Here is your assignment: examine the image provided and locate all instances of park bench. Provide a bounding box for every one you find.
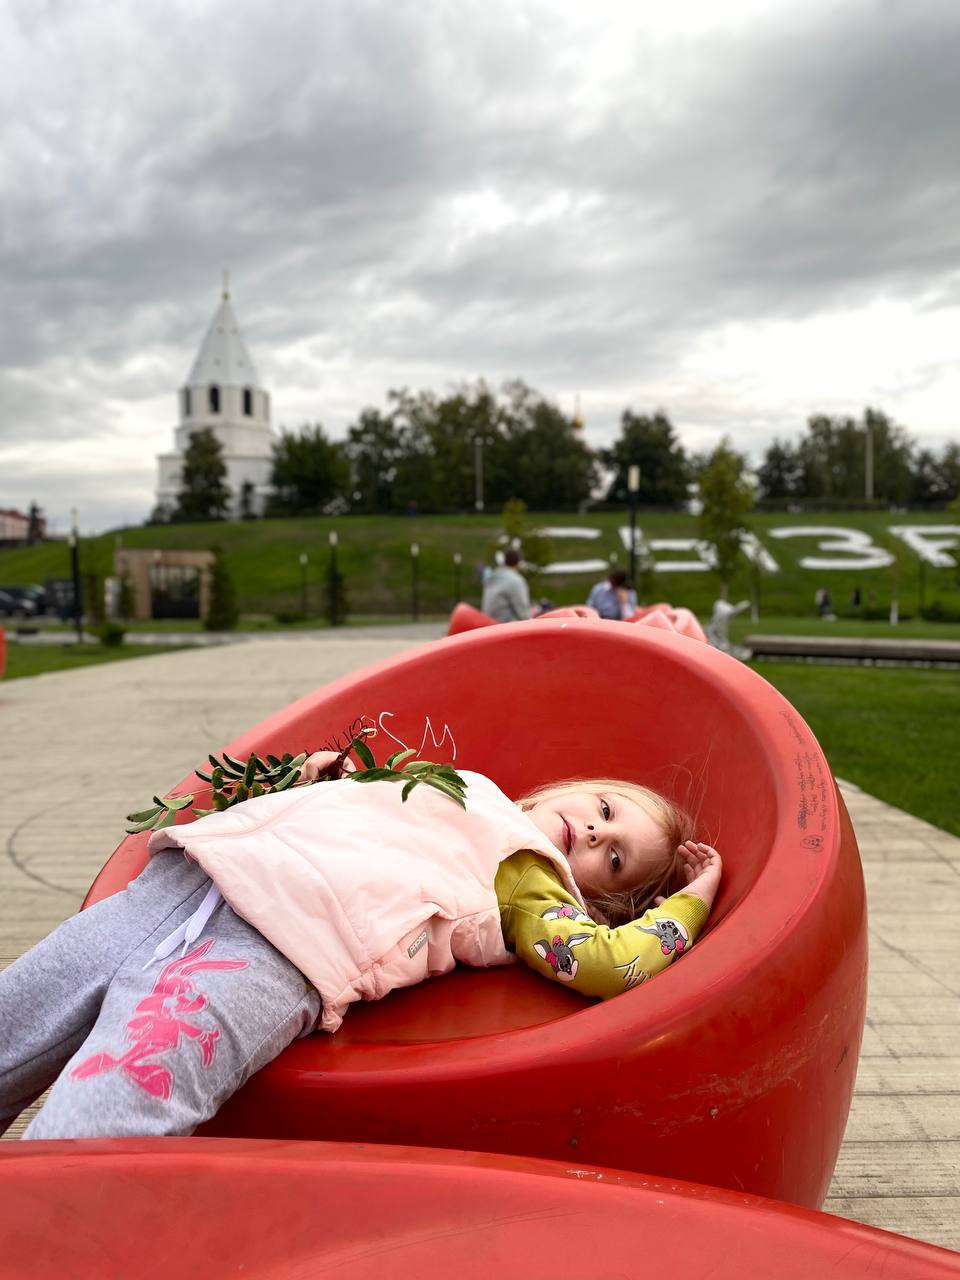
[745,634,960,666]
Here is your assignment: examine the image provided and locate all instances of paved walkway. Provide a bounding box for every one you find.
[1,637,958,1252]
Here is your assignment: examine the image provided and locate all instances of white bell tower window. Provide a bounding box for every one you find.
[182,388,192,417]
[243,388,253,416]
[209,385,220,413]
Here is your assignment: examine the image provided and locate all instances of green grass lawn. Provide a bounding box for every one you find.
[1,509,957,621]
[731,614,960,641]
[753,662,959,836]
[2,643,187,681]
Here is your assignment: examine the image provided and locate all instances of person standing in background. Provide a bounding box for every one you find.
[481,548,531,622]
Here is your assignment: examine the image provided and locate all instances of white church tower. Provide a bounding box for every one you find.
[156,277,274,517]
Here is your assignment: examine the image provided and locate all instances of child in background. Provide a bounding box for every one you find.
[0,749,721,1139]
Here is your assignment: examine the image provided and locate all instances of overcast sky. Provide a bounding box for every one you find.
[3,0,960,532]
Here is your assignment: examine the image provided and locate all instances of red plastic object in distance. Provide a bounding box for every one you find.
[85,619,867,1209]
[3,1141,957,1280]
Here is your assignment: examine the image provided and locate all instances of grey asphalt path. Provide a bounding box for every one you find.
[1,638,959,1252]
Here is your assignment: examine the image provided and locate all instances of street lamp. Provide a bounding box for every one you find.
[627,465,640,585]
[473,435,494,513]
[298,552,308,617]
[328,532,339,627]
[410,542,420,620]
[68,508,83,645]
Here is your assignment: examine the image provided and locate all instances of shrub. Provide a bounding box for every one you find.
[95,622,126,648]
[203,548,239,631]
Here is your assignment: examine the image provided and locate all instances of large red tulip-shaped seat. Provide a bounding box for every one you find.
[86,619,867,1209]
[5,1141,956,1280]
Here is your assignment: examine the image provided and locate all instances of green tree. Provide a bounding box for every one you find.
[174,428,231,522]
[756,439,803,501]
[267,424,349,516]
[697,438,754,596]
[239,480,257,519]
[344,407,408,513]
[498,381,597,511]
[604,410,689,506]
[389,382,507,513]
[203,547,238,631]
[499,498,554,577]
[791,408,914,503]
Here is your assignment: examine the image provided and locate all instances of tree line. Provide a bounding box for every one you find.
[158,382,960,524]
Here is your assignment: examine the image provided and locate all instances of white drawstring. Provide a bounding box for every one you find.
[142,881,224,969]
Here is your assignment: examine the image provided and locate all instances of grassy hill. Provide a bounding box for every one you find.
[1,509,957,624]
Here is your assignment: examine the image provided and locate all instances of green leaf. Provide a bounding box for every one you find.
[126,805,162,824]
[352,736,376,770]
[154,810,177,830]
[125,815,163,834]
[434,766,466,788]
[273,767,301,792]
[243,755,256,787]
[401,778,418,803]
[251,782,264,798]
[252,754,269,774]
[192,807,216,817]
[194,771,212,784]
[398,760,433,773]
[212,766,224,789]
[163,794,194,812]
[221,753,246,778]
[208,754,223,771]
[266,754,282,769]
[351,768,399,783]
[288,752,306,768]
[426,778,466,808]
[386,748,416,769]
[280,753,293,766]
[234,783,249,803]
[213,793,229,811]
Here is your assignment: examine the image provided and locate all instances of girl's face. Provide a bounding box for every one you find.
[524,789,670,898]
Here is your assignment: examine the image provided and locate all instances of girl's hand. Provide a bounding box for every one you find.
[299,751,356,783]
[675,841,722,911]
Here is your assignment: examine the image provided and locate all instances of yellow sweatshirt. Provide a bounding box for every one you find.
[496,851,709,999]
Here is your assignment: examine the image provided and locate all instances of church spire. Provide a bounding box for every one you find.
[186,282,258,387]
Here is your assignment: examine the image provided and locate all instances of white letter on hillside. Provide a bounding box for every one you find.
[889,525,960,568]
[766,526,894,571]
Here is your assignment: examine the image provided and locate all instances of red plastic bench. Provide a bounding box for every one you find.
[85,619,867,1208]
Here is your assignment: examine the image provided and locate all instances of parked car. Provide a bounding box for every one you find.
[0,584,46,615]
[0,588,37,618]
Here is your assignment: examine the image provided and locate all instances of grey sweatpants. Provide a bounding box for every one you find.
[0,853,321,1139]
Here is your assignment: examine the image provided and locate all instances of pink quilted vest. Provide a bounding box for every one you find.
[148,772,581,1032]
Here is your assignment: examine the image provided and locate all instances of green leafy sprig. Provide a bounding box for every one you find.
[349,736,467,809]
[124,732,466,834]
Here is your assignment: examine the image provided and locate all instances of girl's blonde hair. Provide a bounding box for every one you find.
[516,777,695,927]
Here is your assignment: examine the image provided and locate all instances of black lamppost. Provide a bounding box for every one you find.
[452,551,462,604]
[68,508,83,645]
[299,552,308,617]
[627,465,640,585]
[472,435,495,513]
[411,542,420,620]
[328,531,339,627]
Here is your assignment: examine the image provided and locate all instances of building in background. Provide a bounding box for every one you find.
[0,505,46,546]
[156,280,274,518]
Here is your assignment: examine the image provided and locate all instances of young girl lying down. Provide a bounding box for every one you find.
[0,750,721,1139]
